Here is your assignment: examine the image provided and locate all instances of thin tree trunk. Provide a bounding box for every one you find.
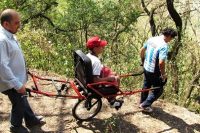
[183,70,200,107]
[141,0,156,36]
[166,0,182,95]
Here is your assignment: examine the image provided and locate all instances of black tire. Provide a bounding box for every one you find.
[72,96,102,121]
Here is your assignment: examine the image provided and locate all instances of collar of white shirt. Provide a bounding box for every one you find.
[0,25,14,39]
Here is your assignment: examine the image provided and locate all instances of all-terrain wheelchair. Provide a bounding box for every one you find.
[26,50,156,121]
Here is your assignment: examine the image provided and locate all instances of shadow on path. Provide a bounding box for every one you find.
[75,113,140,133]
[148,107,200,133]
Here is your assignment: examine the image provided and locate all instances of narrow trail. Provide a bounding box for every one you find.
[0,71,200,133]
[1,93,200,133]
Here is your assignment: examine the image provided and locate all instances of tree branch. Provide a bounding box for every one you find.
[141,0,165,36]
[22,1,58,25]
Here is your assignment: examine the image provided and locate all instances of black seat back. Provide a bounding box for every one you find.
[74,50,118,97]
[74,50,93,88]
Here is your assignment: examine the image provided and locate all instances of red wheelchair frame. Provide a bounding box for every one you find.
[26,50,158,121]
[26,70,154,99]
[26,70,157,121]
[26,71,86,99]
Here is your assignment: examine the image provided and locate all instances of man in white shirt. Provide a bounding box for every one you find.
[0,9,45,133]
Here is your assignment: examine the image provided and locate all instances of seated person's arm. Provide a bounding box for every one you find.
[93,75,116,83]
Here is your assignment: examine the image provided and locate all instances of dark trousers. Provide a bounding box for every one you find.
[2,89,38,127]
[140,70,164,107]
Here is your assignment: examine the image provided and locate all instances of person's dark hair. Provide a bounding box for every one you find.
[161,27,177,38]
[0,9,14,25]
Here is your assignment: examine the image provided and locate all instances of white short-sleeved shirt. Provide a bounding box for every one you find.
[86,53,103,76]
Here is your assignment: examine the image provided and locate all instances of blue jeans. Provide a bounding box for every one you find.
[140,70,164,107]
[2,89,39,127]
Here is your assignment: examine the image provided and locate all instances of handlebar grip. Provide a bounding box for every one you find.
[25,88,33,97]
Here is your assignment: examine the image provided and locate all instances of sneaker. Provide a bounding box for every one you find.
[26,115,46,128]
[139,104,153,113]
[10,125,29,133]
[110,99,124,110]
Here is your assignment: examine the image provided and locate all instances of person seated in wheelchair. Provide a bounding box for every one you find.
[86,36,123,110]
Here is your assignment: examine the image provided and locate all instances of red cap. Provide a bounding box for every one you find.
[86,36,107,49]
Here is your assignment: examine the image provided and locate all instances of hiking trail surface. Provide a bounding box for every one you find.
[0,71,200,133]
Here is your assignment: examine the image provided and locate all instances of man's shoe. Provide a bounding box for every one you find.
[10,125,29,133]
[36,115,44,121]
[26,115,46,128]
[139,104,153,113]
[110,99,124,110]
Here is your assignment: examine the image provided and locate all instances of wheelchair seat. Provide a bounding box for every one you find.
[74,50,118,96]
[74,50,93,94]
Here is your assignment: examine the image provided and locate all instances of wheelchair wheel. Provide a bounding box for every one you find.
[72,96,102,121]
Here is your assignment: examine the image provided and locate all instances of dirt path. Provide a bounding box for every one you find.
[1,93,200,133]
[0,71,200,133]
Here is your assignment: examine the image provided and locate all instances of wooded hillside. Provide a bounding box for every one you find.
[0,0,199,112]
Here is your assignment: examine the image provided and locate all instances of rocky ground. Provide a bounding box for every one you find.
[0,71,200,133]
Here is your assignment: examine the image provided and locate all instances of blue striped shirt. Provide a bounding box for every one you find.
[143,35,168,73]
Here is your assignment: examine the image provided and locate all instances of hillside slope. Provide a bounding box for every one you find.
[0,72,200,133]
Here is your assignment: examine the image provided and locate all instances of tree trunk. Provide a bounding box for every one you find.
[166,0,182,95]
[183,70,200,107]
[141,0,156,36]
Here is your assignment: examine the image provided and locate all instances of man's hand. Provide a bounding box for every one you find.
[107,76,116,82]
[107,75,119,82]
[17,85,26,94]
[160,75,167,86]
[159,59,166,81]
[161,74,167,82]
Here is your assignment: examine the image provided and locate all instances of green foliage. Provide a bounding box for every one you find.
[0,0,15,10]
[18,25,74,76]
[16,0,142,77]
[163,34,200,111]
[1,0,199,112]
